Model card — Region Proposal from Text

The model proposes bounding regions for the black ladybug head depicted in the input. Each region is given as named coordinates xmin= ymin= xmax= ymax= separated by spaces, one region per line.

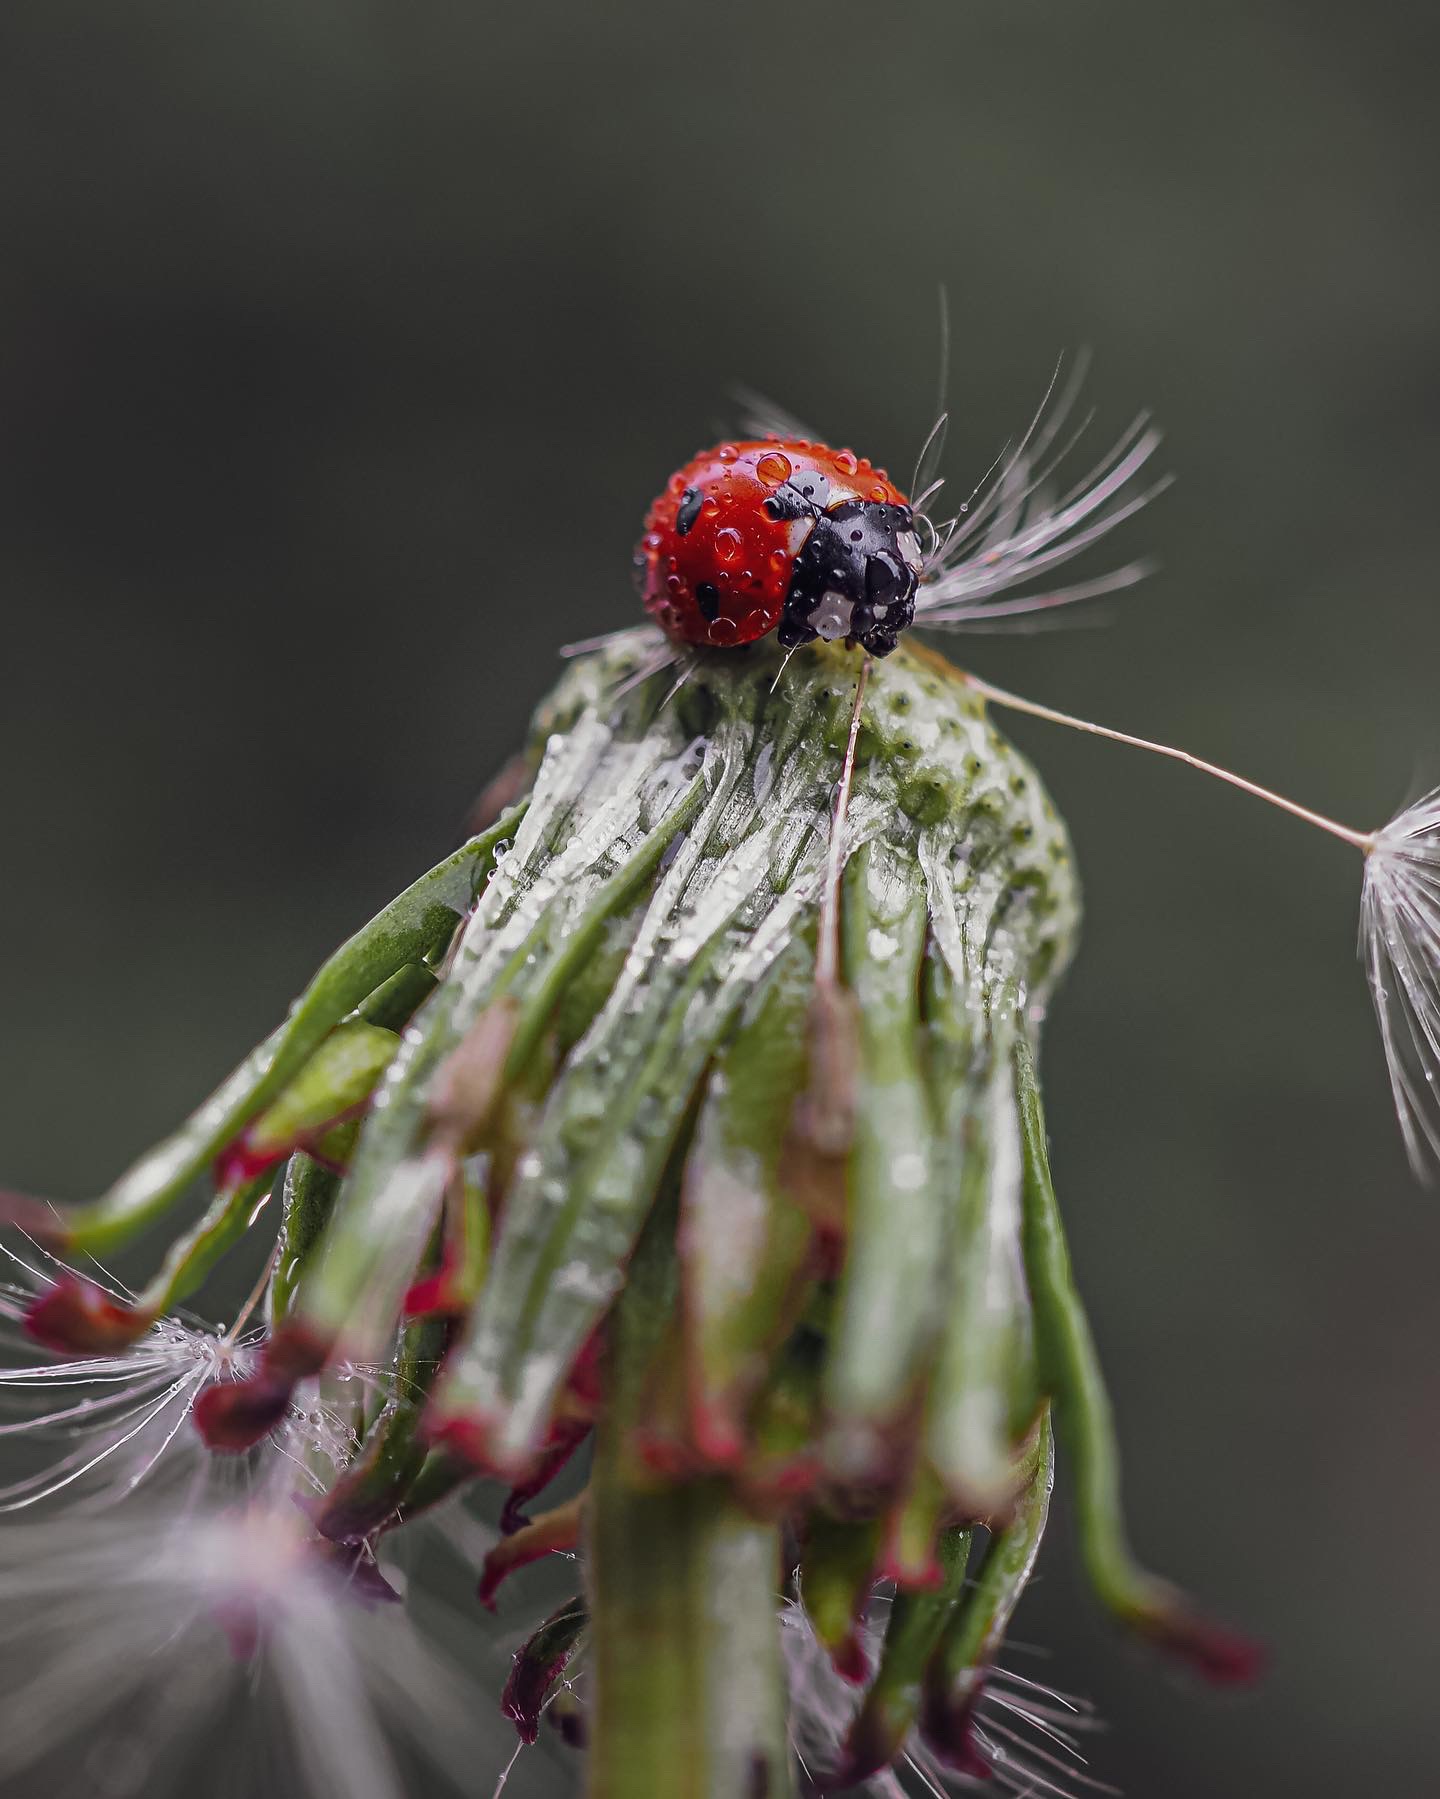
xmin=775 ymin=501 xmax=923 ymax=657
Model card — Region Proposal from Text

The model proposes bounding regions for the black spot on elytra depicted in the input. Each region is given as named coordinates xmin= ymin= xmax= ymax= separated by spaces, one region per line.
xmin=675 ymin=486 xmax=703 ymax=536
xmin=696 ymin=581 xmax=721 ymax=621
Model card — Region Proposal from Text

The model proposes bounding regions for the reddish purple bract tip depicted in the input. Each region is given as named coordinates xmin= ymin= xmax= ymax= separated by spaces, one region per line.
xmin=24 ymin=1277 xmax=152 ymax=1354
xmin=1137 ymin=1602 xmax=1266 ymax=1685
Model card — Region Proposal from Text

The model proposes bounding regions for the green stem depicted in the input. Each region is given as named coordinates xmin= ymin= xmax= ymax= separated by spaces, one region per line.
xmin=587 ymin=1205 xmax=792 ymax=1799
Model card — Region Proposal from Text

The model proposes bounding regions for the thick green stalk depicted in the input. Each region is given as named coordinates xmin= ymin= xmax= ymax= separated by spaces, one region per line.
xmin=587 ymin=1203 xmax=792 ymax=1799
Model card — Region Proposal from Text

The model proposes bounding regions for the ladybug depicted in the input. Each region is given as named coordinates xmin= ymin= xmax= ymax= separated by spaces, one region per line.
xmin=636 ymin=440 xmax=924 ymax=659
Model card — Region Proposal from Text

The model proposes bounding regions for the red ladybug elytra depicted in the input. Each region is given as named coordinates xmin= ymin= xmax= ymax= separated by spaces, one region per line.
xmin=636 ymin=440 xmax=923 ymax=659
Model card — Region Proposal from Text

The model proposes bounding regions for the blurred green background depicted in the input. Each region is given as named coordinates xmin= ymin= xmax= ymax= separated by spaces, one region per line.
xmin=2 ymin=2 xmax=1438 ymax=1794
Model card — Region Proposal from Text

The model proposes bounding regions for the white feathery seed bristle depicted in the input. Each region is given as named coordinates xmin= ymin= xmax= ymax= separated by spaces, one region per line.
xmin=1360 ymin=787 xmax=1440 ymax=1181
xmin=0 ymin=1244 xmax=366 ymax=1510
xmin=0 ymin=1495 xmax=493 ymax=1799
xmin=913 ymin=361 xmax=1165 ymax=631
xmin=781 ymin=1590 xmax=1108 ymax=1798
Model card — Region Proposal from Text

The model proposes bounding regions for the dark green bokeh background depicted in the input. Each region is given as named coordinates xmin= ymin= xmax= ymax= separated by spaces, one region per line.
xmin=2 ymin=4 xmax=1438 ymax=1794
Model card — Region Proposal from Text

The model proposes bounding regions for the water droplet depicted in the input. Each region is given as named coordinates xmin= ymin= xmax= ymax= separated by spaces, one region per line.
xmin=717 ymin=443 xmax=739 ymax=463
xmin=714 ymin=526 xmax=744 ymax=564
xmin=755 ymin=451 xmax=792 ymax=486
xmin=833 ymin=449 xmax=858 ymax=475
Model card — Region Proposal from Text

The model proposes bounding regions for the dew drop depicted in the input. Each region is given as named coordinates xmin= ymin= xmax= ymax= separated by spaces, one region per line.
xmin=833 ymin=449 xmax=859 ymax=475
xmin=755 ymin=451 xmax=792 ymax=486
xmin=714 ymin=526 xmax=744 ymax=564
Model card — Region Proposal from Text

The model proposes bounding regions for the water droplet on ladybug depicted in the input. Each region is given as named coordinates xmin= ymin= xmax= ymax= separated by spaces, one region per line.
xmin=717 ymin=444 xmax=739 ymax=463
xmin=755 ymin=451 xmax=792 ymax=486
xmin=714 ymin=527 xmax=744 ymax=564
xmin=834 ymin=450 xmax=858 ymax=475
xmin=668 ymin=473 xmax=687 ymax=495
xmin=701 ymin=496 xmax=720 ymax=516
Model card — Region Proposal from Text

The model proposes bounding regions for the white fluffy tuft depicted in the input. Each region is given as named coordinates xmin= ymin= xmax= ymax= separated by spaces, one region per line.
xmin=1361 ymin=787 xmax=1440 ymax=1180
xmin=781 ymin=1590 xmax=1109 ymax=1798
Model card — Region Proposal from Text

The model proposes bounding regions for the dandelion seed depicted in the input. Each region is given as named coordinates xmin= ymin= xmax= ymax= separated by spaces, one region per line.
xmin=0 ymin=1246 xmax=365 ymax=1507
xmin=961 ymin=672 xmax=1440 ymax=1182
xmin=0 ymin=1250 xmax=243 ymax=1511
xmin=0 ymin=1496 xmax=490 ymax=1799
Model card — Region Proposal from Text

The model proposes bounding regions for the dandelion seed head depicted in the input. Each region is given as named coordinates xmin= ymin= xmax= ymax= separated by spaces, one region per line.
xmin=1360 ymin=786 xmax=1440 ymax=1180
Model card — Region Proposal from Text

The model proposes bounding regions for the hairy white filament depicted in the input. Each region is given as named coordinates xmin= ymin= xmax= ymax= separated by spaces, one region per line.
xmin=1361 ymin=788 xmax=1440 ymax=1179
